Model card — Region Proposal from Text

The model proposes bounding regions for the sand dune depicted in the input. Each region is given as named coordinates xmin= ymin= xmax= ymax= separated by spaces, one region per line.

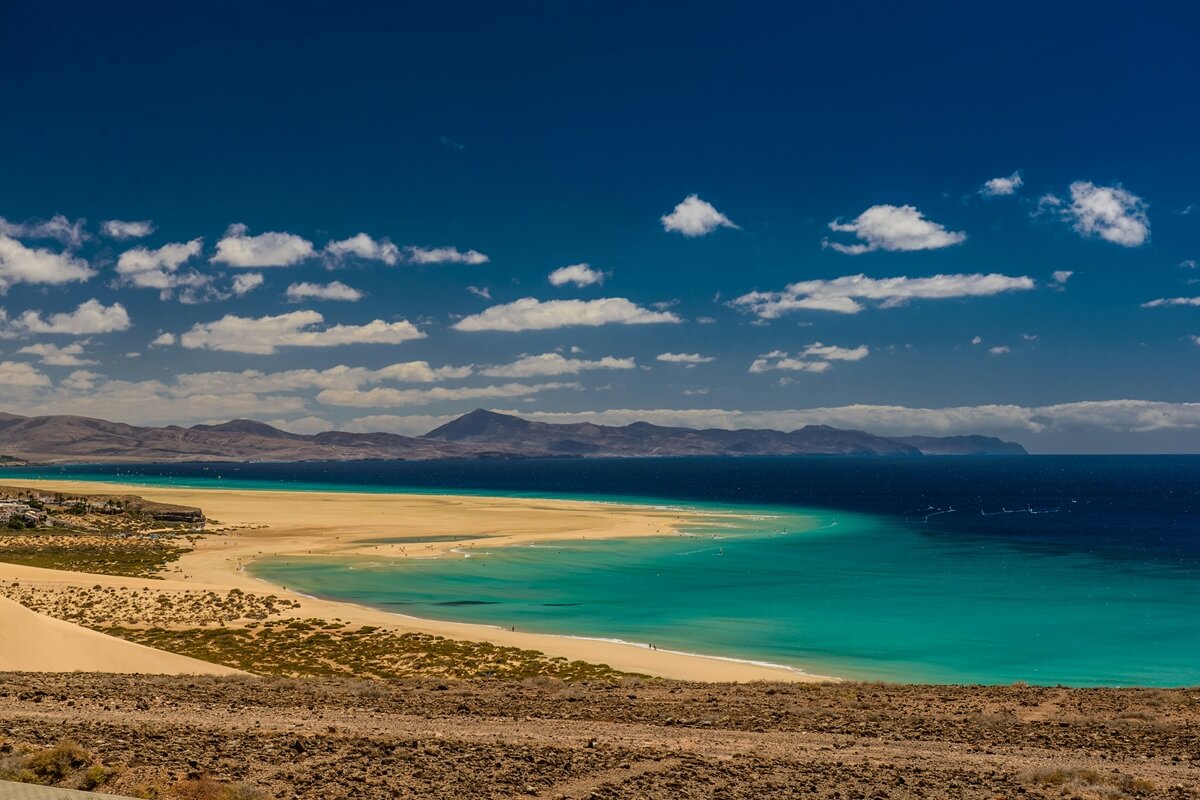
xmin=0 ymin=594 xmax=243 ymax=675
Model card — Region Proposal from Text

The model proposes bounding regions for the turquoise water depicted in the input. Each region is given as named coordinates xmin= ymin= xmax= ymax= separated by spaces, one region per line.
xmin=253 ymin=506 xmax=1200 ymax=687
xmin=11 ymin=459 xmax=1200 ymax=686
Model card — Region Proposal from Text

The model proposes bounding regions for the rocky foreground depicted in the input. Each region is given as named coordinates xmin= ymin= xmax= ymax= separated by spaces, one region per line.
xmin=1 ymin=674 xmax=1197 ymax=800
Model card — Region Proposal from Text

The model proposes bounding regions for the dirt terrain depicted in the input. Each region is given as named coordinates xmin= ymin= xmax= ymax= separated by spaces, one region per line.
xmin=1 ymin=674 xmax=1197 ymax=799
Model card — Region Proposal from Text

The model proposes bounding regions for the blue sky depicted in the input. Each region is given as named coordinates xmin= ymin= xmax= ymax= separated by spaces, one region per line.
xmin=1 ymin=1 xmax=1198 ymax=452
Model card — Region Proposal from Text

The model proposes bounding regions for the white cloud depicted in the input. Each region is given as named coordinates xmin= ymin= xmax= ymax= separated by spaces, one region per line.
xmin=210 ymin=223 xmax=314 ymax=267
xmin=980 ymin=171 xmax=1024 ymax=197
xmin=101 ymin=220 xmax=156 ymax=240
xmin=971 ymin=335 xmax=983 ymax=345
xmin=481 ymin=353 xmax=635 ymax=378
xmin=115 ymin=238 xmax=205 ymax=298
xmin=324 ymin=233 xmax=400 ymax=266
xmin=1141 ymin=296 xmax=1200 ymax=308
xmin=0 ymin=360 xmax=50 ymax=387
xmin=1048 ymin=182 xmax=1150 ymax=247
xmin=151 ymin=333 xmax=176 ymax=347
xmin=171 ymin=361 xmax=473 ymax=396
xmin=661 ymin=194 xmax=738 ymax=237
xmin=467 ymin=285 xmax=491 ymax=300
xmin=731 ymin=272 xmax=1034 ymax=318
xmin=825 ymin=205 xmax=966 ymax=255
xmin=749 ymin=343 xmax=869 ymax=374
xmin=1180 ymin=259 xmax=1197 ymax=269
xmin=178 ymin=310 xmax=425 ymax=354
xmin=657 ymin=352 xmax=715 ymax=365
xmin=988 ymin=345 xmax=1011 ymax=355
xmin=317 ymin=381 xmax=580 ymax=408
xmin=0 ymin=234 xmax=95 ymax=291
xmin=17 ymin=341 xmax=97 ymax=366
xmin=231 ymin=272 xmax=264 ymax=296
xmin=286 ymin=281 xmax=364 ymax=302
xmin=548 ymin=263 xmax=607 ymax=287
xmin=9 ymin=299 xmax=131 ymax=335
xmin=1052 ymin=270 xmax=1074 ymax=285
xmin=405 ymin=246 xmax=489 ymax=265
xmin=453 ymin=297 xmax=682 ymax=332
xmin=0 ymin=215 xmax=88 ymax=248
xmin=683 ymin=388 xmax=710 ymax=396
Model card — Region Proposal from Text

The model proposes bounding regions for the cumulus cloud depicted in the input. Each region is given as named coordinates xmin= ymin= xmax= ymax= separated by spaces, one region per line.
xmin=324 ymin=233 xmax=400 ymax=266
xmin=211 ymin=223 xmax=314 ymax=267
xmin=115 ymin=238 xmax=206 ymax=299
xmin=7 ymin=300 xmax=131 ymax=335
xmin=1051 ymin=270 xmax=1074 ymax=285
xmin=824 ymin=205 xmax=966 ymax=255
xmin=980 ymin=171 xmax=1024 ymax=197
xmin=285 ymin=281 xmax=364 ymax=302
xmin=1042 ymin=182 xmax=1150 ymax=247
xmin=0 ymin=215 xmax=88 ymax=248
xmin=231 ymin=272 xmax=264 ymax=296
xmin=454 ymin=297 xmax=682 ymax=332
xmin=548 ymin=263 xmax=606 ymax=288
xmin=657 ymin=352 xmax=715 ymax=365
xmin=0 ymin=360 xmax=50 ymax=387
xmin=405 ymin=246 xmax=489 ymax=265
xmin=749 ymin=343 xmax=869 ymax=374
xmin=661 ymin=194 xmax=739 ymax=237
xmin=316 ymin=381 xmax=580 ymax=408
xmin=481 ymin=353 xmax=635 ymax=378
xmin=178 ymin=310 xmax=425 ymax=354
xmin=170 ymin=361 xmax=473 ymax=396
xmin=731 ymin=273 xmax=1035 ymax=318
xmin=988 ymin=345 xmax=1011 ymax=355
xmin=17 ymin=341 xmax=97 ymax=366
xmin=0 ymin=234 xmax=95 ymax=291
xmin=150 ymin=333 xmax=176 ymax=347
xmin=101 ymin=220 xmax=156 ymax=240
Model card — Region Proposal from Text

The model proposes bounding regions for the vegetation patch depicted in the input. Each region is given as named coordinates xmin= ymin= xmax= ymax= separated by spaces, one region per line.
xmin=0 ymin=531 xmax=191 ymax=577
xmin=0 ymin=739 xmax=111 ymax=790
xmin=1025 ymin=766 xmax=1156 ymax=799
xmin=105 ymin=620 xmax=636 ymax=682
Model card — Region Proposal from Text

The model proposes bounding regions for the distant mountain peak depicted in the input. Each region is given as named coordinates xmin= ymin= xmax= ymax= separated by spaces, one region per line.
xmin=423 ymin=408 xmax=531 ymax=440
xmin=189 ymin=419 xmax=295 ymax=438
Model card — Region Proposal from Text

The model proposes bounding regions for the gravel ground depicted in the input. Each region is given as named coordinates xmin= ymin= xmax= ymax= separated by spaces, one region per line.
xmin=1 ymin=674 xmax=1198 ymax=799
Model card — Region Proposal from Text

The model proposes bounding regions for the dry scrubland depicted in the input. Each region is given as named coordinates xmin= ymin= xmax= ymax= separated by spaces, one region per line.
xmin=0 ymin=674 xmax=1198 ymax=800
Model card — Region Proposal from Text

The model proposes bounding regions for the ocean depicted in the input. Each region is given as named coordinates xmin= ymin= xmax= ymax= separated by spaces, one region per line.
xmin=8 ymin=456 xmax=1200 ymax=686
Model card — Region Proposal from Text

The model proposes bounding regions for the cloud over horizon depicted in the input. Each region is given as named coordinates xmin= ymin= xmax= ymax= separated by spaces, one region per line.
xmin=453 ymin=297 xmax=682 ymax=332
xmin=731 ymin=273 xmax=1035 ymax=318
xmin=177 ymin=310 xmax=425 ymax=354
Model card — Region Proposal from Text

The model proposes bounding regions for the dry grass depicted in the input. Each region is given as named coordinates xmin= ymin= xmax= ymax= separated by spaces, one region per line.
xmin=1026 ymin=766 xmax=1156 ymax=799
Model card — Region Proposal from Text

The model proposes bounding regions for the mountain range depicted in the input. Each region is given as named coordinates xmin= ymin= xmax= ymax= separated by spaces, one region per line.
xmin=0 ymin=408 xmax=1027 ymax=464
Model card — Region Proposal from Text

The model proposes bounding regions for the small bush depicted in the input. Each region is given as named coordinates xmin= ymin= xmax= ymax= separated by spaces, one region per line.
xmin=23 ymin=740 xmax=93 ymax=783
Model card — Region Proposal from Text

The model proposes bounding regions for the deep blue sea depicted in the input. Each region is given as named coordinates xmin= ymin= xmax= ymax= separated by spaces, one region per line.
xmin=8 ymin=457 xmax=1200 ymax=686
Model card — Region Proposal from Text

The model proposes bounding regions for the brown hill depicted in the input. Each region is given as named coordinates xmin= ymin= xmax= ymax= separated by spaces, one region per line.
xmin=0 ymin=408 xmax=1027 ymax=463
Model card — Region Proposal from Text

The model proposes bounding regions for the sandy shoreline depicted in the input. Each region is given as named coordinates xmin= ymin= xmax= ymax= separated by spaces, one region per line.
xmin=0 ymin=478 xmax=835 ymax=682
